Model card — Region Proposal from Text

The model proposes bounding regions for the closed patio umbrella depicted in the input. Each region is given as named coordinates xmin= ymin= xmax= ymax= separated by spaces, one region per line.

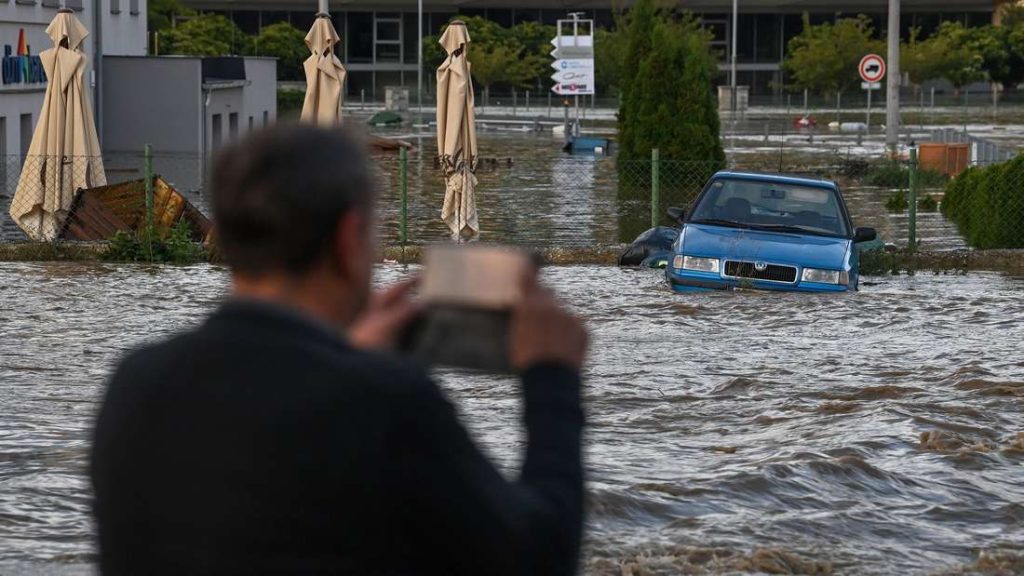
xmin=436 ymin=21 xmax=479 ymax=239
xmin=301 ymin=13 xmax=346 ymax=126
xmin=11 ymin=8 xmax=105 ymax=241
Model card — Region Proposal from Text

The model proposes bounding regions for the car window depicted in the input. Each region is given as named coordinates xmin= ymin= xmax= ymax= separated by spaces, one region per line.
xmin=690 ymin=178 xmax=849 ymax=236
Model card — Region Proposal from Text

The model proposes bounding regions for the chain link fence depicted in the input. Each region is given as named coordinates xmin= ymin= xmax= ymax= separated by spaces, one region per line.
xmin=3 ymin=147 xmax=1021 ymax=252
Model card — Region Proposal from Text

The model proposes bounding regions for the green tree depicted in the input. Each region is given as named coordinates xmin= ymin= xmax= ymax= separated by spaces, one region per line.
xmin=423 ymin=16 xmax=535 ymax=100
xmin=256 ymin=22 xmax=307 ymax=81
xmin=621 ymin=16 xmax=723 ymax=165
xmin=594 ymin=26 xmax=627 ymax=98
xmin=782 ymin=14 xmax=884 ymax=98
xmin=902 ymin=28 xmax=948 ymax=94
xmin=931 ymin=21 xmax=991 ymax=93
xmin=617 ymin=0 xmax=657 ymax=164
xmin=510 ymin=21 xmax=557 ymax=90
xmin=148 ymin=0 xmax=194 ymax=33
xmin=163 ymin=14 xmax=252 ymax=57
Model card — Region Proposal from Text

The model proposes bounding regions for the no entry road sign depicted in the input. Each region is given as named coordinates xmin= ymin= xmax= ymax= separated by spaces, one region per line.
xmin=859 ymin=54 xmax=886 ymax=84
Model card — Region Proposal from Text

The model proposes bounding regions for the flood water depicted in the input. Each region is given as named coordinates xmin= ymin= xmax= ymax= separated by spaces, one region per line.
xmin=1 ymin=263 xmax=1023 ymax=574
xmin=371 ymin=132 xmax=967 ymax=251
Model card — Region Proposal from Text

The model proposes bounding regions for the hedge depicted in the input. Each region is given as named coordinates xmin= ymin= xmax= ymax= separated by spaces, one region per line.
xmin=941 ymin=154 xmax=1024 ymax=249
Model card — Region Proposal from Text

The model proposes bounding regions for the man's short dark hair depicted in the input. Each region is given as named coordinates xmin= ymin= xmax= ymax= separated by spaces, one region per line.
xmin=211 ymin=124 xmax=375 ymax=276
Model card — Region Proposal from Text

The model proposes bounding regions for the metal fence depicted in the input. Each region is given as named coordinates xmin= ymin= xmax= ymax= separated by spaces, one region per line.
xmin=2 ymin=148 xmax=1021 ymax=252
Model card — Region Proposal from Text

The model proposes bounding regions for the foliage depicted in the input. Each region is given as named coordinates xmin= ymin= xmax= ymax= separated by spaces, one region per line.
xmin=617 ymin=0 xmax=723 ymax=169
xmin=902 ymin=28 xmax=950 ymax=92
xmin=929 ymin=21 xmax=991 ymax=90
xmin=163 ymin=14 xmax=252 ymax=57
xmin=783 ymin=15 xmax=884 ymax=97
xmin=866 ymin=163 xmax=947 ymax=188
xmin=594 ymin=26 xmax=627 ymax=97
xmin=510 ymin=21 xmax=557 ymax=89
xmin=918 ymin=194 xmax=938 ymax=211
xmin=256 ymin=22 xmax=307 ymax=81
xmin=148 ymin=0 xmax=195 ymax=33
xmin=102 ymin=221 xmax=205 ymax=264
xmin=885 ymin=189 xmax=908 ymax=213
xmin=423 ymin=16 xmax=536 ymax=93
xmin=942 ymin=155 xmax=1024 ymax=248
xmin=278 ymin=88 xmax=305 ymax=114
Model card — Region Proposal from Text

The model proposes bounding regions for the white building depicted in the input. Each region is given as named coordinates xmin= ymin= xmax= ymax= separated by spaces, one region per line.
xmin=0 ymin=0 xmax=148 ymax=158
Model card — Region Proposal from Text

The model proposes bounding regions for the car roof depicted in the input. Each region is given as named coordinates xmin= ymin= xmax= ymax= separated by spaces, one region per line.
xmin=712 ymin=170 xmax=839 ymax=190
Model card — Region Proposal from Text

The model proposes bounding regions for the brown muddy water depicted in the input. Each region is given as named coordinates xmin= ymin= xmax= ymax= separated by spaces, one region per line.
xmin=1 ymin=263 xmax=1023 ymax=575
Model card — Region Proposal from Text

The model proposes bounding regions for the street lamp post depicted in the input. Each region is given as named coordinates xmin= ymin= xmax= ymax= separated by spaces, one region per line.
xmin=418 ymin=0 xmax=423 ymax=127
xmin=885 ymin=0 xmax=901 ymax=154
xmin=730 ymin=0 xmax=738 ymax=114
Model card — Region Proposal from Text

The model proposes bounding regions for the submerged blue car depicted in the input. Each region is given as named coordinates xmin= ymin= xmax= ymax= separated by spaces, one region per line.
xmin=665 ymin=171 xmax=876 ymax=293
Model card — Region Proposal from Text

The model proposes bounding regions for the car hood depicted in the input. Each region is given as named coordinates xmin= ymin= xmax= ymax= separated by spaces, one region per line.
xmin=680 ymin=223 xmax=851 ymax=269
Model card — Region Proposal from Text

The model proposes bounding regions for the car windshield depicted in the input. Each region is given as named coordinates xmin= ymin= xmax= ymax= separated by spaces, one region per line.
xmin=689 ymin=177 xmax=850 ymax=237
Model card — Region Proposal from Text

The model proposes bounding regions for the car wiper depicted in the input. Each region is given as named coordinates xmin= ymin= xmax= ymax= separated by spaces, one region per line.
xmin=690 ymin=218 xmax=751 ymax=229
xmin=749 ymin=223 xmax=834 ymax=235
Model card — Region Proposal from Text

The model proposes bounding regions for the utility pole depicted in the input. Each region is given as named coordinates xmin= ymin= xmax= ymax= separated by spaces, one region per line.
xmin=730 ymin=0 xmax=738 ymax=114
xmin=418 ymin=0 xmax=423 ymax=127
xmin=886 ymin=0 xmax=900 ymax=155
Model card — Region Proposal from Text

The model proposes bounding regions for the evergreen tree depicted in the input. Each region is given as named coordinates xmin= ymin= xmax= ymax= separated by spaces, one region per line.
xmin=617 ymin=4 xmax=722 ymax=166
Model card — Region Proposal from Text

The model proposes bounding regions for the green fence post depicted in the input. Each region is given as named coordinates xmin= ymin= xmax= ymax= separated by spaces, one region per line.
xmin=908 ymin=147 xmax=918 ymax=250
xmin=399 ymin=146 xmax=408 ymax=248
xmin=651 ymin=148 xmax=660 ymax=229
xmin=144 ymin=144 xmax=154 ymax=261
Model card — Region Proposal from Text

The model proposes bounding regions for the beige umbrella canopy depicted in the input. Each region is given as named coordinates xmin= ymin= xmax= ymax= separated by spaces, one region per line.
xmin=436 ymin=21 xmax=479 ymax=239
xmin=301 ymin=13 xmax=347 ymax=126
xmin=11 ymin=8 xmax=105 ymax=241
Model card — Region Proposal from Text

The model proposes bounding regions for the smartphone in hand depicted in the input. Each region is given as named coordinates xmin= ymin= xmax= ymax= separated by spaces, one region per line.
xmin=399 ymin=244 xmax=538 ymax=372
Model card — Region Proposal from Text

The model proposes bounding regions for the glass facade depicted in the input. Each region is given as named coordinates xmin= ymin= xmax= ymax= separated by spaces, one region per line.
xmin=218 ymin=6 xmax=993 ymax=97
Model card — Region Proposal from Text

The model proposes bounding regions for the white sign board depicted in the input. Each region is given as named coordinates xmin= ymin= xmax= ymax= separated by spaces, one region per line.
xmin=551 ymin=59 xmax=595 ymax=95
xmin=859 ymin=54 xmax=886 ymax=84
xmin=861 ymin=82 xmax=881 ymax=90
xmin=551 ymin=20 xmax=595 ymax=96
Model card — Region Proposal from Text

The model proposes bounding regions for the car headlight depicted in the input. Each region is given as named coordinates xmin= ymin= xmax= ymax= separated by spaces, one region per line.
xmin=801 ymin=268 xmax=850 ymax=285
xmin=674 ymin=255 xmax=720 ymax=273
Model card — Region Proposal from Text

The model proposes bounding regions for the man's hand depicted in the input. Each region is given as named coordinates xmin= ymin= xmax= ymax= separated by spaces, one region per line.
xmin=509 ymin=277 xmax=588 ymax=372
xmin=349 ymin=279 xmax=421 ymax=351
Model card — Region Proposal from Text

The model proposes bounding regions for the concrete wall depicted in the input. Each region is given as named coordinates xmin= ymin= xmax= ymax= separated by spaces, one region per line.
xmin=0 ymin=0 xmax=147 ymax=158
xmin=102 ymin=56 xmax=203 ymax=155
xmin=243 ymin=57 xmax=277 ymax=132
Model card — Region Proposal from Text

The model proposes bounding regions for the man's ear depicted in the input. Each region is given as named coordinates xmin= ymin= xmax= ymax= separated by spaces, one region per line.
xmin=332 ymin=210 xmax=368 ymax=280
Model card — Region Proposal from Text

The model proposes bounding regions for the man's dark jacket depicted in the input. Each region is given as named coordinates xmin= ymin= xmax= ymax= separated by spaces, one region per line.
xmin=90 ymin=301 xmax=584 ymax=575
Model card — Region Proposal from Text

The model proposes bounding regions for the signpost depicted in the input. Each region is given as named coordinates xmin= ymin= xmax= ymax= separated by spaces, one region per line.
xmin=550 ymin=15 xmax=595 ymax=97
xmin=859 ymin=54 xmax=886 ymax=132
xmin=551 ymin=13 xmax=595 ymax=143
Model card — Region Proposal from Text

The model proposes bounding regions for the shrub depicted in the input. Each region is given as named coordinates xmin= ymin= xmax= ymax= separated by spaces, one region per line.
xmin=942 ymin=154 xmax=1024 ymax=248
xmin=102 ymin=221 xmax=206 ymax=264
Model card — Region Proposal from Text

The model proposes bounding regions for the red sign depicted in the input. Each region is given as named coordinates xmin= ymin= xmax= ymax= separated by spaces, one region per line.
xmin=859 ymin=54 xmax=886 ymax=83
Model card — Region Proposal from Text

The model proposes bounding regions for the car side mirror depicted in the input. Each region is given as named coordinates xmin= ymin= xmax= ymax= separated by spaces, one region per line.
xmin=667 ymin=207 xmax=685 ymax=224
xmin=854 ymin=227 xmax=877 ymax=243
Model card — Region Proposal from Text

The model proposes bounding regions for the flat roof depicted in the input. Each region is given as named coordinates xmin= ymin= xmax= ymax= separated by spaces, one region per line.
xmin=186 ymin=0 xmax=996 ymax=12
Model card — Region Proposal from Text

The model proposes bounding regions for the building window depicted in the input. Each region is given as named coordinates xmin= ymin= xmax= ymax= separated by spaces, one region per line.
xmin=248 ymin=116 xmax=254 ymax=132
xmin=130 ymin=0 xmax=139 ymax=16
xmin=212 ymin=114 xmax=223 ymax=150
xmin=111 ymin=0 xmax=120 ymax=15
xmin=375 ymin=14 xmax=402 ymax=63
xmin=229 ymin=113 xmax=239 ymax=139
xmin=263 ymin=111 xmax=269 ymax=126
xmin=347 ymin=12 xmax=374 ymax=64
xmin=15 ymin=0 xmax=38 ymax=6
xmin=65 ymin=0 xmax=83 ymax=11
xmin=20 ymin=114 xmax=32 ymax=158
xmin=42 ymin=0 xmax=62 ymax=9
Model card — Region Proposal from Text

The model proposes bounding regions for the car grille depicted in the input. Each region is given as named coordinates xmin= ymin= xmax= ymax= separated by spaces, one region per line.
xmin=724 ymin=260 xmax=798 ymax=283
